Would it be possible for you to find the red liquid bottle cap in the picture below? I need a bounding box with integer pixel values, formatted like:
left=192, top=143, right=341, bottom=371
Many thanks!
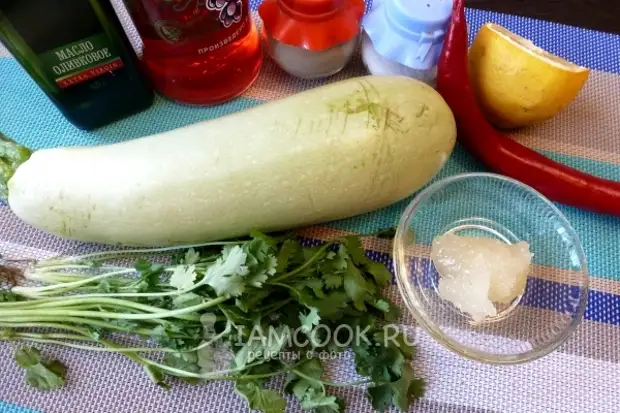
left=258, top=0, right=365, bottom=51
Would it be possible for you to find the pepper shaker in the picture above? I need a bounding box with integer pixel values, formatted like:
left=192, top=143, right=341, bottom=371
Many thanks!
left=361, top=0, right=453, bottom=87
left=258, top=0, right=365, bottom=80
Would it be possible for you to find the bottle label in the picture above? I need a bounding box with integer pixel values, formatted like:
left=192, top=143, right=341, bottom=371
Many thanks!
left=132, top=0, right=251, bottom=56
left=38, top=33, right=124, bottom=89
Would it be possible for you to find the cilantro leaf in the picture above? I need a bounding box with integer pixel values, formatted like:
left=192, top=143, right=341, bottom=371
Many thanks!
left=372, top=299, right=391, bottom=313
left=15, top=346, right=42, bottom=368
left=197, top=346, right=217, bottom=372
left=202, top=246, right=249, bottom=297
left=235, top=289, right=270, bottom=312
left=172, top=292, right=203, bottom=309
left=25, top=361, right=67, bottom=391
left=245, top=267, right=271, bottom=289
left=85, top=326, right=102, bottom=340
left=169, top=265, right=197, bottom=290
left=299, top=307, right=320, bottom=334
left=151, top=325, right=200, bottom=350
left=286, top=359, right=344, bottom=412
left=109, top=319, right=140, bottom=331
left=351, top=331, right=409, bottom=383
left=375, top=297, right=401, bottom=322
left=300, top=388, right=344, bottom=413
left=184, top=248, right=200, bottom=265
left=390, top=364, right=425, bottom=411
left=343, top=236, right=370, bottom=266
left=249, top=228, right=283, bottom=248
left=299, top=290, right=349, bottom=321
left=0, top=291, right=20, bottom=302
left=364, top=261, right=392, bottom=287
left=135, top=260, right=165, bottom=288
left=368, top=384, right=393, bottom=412
left=322, top=273, right=343, bottom=289
left=276, top=239, right=301, bottom=273
left=235, top=380, right=287, bottom=413
left=96, top=279, right=118, bottom=293
left=319, top=247, right=348, bottom=274
left=142, top=364, right=169, bottom=389
left=374, top=227, right=397, bottom=239
left=243, top=238, right=272, bottom=267
left=242, top=237, right=278, bottom=288
left=163, top=351, right=201, bottom=384
left=374, top=330, right=415, bottom=359
left=297, top=278, right=325, bottom=298
left=353, top=331, right=425, bottom=412
left=15, top=347, right=66, bottom=391
left=284, top=359, right=324, bottom=401
left=343, top=264, right=374, bottom=312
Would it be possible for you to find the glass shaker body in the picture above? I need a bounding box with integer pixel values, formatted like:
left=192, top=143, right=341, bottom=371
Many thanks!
left=360, top=0, right=452, bottom=88
left=258, top=0, right=364, bottom=80
left=361, top=32, right=437, bottom=87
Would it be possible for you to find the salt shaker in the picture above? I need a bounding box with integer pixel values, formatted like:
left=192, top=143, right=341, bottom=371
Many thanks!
left=258, top=0, right=365, bottom=80
left=361, top=0, right=453, bottom=87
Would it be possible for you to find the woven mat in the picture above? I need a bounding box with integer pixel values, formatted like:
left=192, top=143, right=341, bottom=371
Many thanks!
left=1, top=1, right=620, bottom=412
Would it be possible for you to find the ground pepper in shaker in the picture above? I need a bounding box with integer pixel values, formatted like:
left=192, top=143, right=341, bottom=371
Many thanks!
left=258, top=0, right=365, bottom=79
left=361, top=0, right=453, bottom=87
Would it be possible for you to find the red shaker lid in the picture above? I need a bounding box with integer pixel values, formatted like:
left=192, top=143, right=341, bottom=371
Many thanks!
left=258, top=0, right=365, bottom=51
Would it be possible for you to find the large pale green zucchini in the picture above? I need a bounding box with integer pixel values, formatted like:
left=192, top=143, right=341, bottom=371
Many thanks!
left=6, top=76, right=456, bottom=246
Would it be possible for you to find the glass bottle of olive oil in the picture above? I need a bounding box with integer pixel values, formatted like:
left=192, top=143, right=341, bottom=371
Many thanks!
left=0, top=0, right=153, bottom=130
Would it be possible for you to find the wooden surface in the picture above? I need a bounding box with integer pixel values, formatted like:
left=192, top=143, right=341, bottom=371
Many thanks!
left=468, top=0, right=620, bottom=34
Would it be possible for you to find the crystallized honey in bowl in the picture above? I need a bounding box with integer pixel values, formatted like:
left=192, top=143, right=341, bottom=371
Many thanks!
left=393, top=173, right=589, bottom=364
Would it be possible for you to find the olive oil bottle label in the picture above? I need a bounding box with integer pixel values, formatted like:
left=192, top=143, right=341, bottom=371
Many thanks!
left=38, top=33, right=124, bottom=89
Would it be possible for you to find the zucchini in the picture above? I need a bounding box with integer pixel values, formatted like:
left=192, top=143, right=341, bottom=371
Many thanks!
left=6, top=76, right=456, bottom=246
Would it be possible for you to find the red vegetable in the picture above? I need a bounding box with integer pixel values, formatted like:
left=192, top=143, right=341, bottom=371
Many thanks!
left=436, top=0, right=620, bottom=217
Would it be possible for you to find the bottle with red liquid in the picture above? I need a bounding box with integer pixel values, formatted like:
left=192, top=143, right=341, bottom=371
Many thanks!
left=123, top=0, right=263, bottom=105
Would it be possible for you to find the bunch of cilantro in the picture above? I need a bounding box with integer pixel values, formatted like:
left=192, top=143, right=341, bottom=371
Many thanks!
left=0, top=230, right=425, bottom=412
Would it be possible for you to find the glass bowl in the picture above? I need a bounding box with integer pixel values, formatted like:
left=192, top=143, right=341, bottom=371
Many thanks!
left=393, top=173, right=589, bottom=364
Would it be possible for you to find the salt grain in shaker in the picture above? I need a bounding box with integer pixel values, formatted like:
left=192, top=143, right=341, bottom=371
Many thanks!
left=258, top=0, right=365, bottom=80
left=361, top=0, right=453, bottom=87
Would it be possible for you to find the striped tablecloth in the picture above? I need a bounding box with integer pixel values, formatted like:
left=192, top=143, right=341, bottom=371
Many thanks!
left=1, top=1, right=619, bottom=412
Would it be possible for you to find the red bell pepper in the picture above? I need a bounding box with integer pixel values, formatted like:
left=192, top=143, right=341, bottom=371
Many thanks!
left=436, top=0, right=620, bottom=217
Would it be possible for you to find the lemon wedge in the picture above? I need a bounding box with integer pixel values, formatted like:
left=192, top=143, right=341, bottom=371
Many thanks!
left=468, top=23, right=590, bottom=129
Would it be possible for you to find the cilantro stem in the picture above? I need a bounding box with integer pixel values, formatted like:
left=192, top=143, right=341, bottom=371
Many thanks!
left=11, top=332, right=96, bottom=341
left=6, top=296, right=199, bottom=318
left=0, top=315, right=172, bottom=327
left=0, top=298, right=201, bottom=322
left=0, top=321, right=151, bottom=337
left=260, top=297, right=293, bottom=316
left=2, top=337, right=112, bottom=351
left=269, top=243, right=333, bottom=283
left=13, top=269, right=136, bottom=296
left=17, top=272, right=138, bottom=288
left=32, top=264, right=114, bottom=273
left=3, top=336, right=189, bottom=354
left=13, top=280, right=196, bottom=301
left=266, top=283, right=301, bottom=298
left=37, top=241, right=244, bottom=267
left=291, top=368, right=325, bottom=393
left=0, top=296, right=227, bottom=320
left=1, top=321, right=228, bottom=354
left=0, top=317, right=159, bottom=335
left=145, top=358, right=305, bottom=381
left=140, top=359, right=265, bottom=380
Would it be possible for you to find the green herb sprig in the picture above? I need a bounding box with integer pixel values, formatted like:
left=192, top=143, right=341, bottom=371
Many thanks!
left=0, top=229, right=425, bottom=412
